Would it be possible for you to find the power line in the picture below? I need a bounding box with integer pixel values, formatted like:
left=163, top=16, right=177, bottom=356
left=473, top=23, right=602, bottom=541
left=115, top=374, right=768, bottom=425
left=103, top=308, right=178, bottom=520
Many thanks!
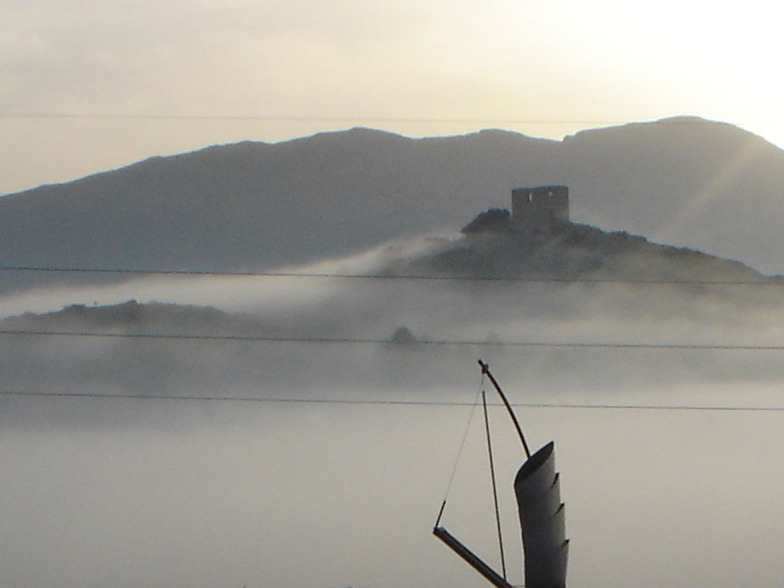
left=0, top=113, right=717, bottom=125
left=2, top=389, right=783, bottom=411
left=0, top=265, right=782, bottom=286
left=0, top=329, right=782, bottom=350
left=0, top=329, right=784, bottom=351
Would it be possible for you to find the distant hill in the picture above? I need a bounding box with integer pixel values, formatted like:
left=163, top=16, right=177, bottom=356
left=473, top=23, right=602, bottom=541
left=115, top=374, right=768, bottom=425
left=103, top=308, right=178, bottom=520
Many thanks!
left=2, top=116, right=784, bottom=295
left=403, top=213, right=772, bottom=283
left=381, top=216, right=784, bottom=320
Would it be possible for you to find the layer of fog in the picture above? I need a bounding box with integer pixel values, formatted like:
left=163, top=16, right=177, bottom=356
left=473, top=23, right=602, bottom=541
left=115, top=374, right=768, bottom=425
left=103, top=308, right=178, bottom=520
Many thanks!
left=2, top=393, right=784, bottom=588
left=2, top=234, right=784, bottom=419
left=2, top=235, right=784, bottom=587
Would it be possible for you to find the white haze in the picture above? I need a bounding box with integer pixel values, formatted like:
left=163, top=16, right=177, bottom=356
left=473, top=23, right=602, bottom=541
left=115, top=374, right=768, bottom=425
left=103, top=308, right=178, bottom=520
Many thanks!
left=2, top=235, right=784, bottom=588
left=0, top=234, right=454, bottom=320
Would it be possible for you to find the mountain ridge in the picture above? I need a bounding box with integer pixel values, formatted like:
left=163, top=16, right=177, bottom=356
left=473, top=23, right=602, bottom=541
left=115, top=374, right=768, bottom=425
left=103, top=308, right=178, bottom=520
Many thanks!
left=2, top=116, right=784, bottom=297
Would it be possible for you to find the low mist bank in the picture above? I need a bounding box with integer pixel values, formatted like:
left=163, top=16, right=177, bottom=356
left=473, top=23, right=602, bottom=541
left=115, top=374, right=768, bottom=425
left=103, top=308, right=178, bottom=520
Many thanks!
left=2, top=392, right=783, bottom=588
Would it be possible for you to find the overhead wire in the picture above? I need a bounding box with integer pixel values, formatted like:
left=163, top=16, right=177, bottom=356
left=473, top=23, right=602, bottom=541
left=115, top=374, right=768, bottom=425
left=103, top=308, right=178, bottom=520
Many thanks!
left=0, top=113, right=734, bottom=125
left=0, top=328, right=782, bottom=351
left=1, top=389, right=784, bottom=411
left=0, top=264, right=782, bottom=286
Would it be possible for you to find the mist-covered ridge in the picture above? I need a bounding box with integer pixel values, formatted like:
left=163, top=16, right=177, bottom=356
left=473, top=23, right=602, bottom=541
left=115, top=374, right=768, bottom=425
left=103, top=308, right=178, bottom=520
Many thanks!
left=6, top=217, right=784, bottom=412
left=5, top=299, right=239, bottom=334
left=403, top=211, right=772, bottom=285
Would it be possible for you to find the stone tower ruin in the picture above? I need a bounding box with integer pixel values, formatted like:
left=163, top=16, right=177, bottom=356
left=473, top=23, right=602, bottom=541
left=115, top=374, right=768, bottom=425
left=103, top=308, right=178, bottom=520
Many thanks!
left=511, top=185, right=569, bottom=233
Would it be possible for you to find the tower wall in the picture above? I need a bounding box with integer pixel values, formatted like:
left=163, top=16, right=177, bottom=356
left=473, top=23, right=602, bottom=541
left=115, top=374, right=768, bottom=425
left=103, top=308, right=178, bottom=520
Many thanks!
left=512, top=185, right=569, bottom=233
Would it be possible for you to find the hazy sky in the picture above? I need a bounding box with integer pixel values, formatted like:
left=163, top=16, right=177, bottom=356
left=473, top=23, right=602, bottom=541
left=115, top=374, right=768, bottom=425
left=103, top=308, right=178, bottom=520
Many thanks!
left=2, top=0, right=784, bottom=195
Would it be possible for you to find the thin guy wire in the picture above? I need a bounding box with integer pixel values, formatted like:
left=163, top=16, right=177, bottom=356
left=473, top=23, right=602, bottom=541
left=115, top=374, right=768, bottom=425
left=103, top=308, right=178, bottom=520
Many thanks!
left=439, top=385, right=483, bottom=519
